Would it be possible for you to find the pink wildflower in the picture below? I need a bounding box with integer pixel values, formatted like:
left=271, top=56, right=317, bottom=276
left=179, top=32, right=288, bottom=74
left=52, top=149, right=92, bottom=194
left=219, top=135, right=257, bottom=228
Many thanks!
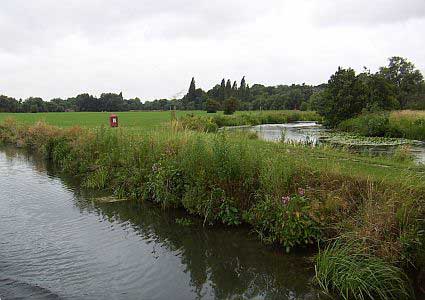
left=281, top=196, right=290, bottom=205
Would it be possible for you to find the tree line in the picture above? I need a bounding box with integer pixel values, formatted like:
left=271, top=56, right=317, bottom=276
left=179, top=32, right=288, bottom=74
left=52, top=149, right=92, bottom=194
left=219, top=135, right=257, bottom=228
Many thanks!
left=0, top=92, right=147, bottom=113
left=180, top=76, right=322, bottom=114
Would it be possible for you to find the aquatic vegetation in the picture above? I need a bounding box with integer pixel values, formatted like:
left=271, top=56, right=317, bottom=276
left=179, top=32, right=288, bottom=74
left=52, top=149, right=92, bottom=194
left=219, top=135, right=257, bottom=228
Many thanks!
left=315, top=239, right=413, bottom=300
left=175, top=217, right=193, bottom=226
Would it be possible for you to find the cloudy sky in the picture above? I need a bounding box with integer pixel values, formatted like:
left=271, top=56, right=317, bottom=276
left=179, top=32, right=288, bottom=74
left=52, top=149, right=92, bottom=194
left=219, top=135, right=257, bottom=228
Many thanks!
left=1, top=0, right=425, bottom=101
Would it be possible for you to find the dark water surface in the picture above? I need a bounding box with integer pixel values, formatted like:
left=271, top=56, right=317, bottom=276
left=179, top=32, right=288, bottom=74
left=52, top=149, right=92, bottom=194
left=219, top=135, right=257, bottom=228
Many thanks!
left=0, top=147, right=323, bottom=300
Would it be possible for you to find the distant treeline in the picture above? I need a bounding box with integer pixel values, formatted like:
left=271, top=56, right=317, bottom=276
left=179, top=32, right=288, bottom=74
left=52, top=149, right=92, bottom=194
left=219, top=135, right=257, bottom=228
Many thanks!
left=0, top=82, right=323, bottom=113
left=1, top=56, right=424, bottom=116
left=0, top=92, right=144, bottom=113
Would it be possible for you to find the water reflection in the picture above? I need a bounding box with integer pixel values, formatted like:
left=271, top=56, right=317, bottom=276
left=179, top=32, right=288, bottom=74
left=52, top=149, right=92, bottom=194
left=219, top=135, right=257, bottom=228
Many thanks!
left=228, top=122, right=425, bottom=165
left=0, top=146, right=325, bottom=300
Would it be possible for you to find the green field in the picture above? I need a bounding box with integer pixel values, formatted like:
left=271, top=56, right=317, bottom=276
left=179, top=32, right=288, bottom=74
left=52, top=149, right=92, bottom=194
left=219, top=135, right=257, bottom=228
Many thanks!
left=0, top=111, right=207, bottom=130
left=0, top=110, right=322, bottom=130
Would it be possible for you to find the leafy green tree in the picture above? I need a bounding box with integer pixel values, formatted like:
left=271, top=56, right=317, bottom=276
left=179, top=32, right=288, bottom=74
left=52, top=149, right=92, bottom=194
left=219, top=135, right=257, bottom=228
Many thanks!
left=223, top=97, right=239, bottom=115
left=206, top=99, right=220, bottom=113
left=225, top=79, right=232, bottom=99
left=0, top=95, right=19, bottom=112
left=220, top=79, right=226, bottom=102
left=187, top=77, right=196, bottom=102
left=239, top=76, right=247, bottom=100
left=379, top=56, right=424, bottom=108
left=317, top=67, right=367, bottom=126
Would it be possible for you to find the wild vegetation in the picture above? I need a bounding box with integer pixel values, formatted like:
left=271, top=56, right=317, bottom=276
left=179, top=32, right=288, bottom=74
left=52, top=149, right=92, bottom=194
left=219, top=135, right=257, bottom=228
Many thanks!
left=338, top=110, right=425, bottom=141
left=315, top=57, right=425, bottom=127
left=178, top=110, right=322, bottom=132
left=1, top=117, right=424, bottom=299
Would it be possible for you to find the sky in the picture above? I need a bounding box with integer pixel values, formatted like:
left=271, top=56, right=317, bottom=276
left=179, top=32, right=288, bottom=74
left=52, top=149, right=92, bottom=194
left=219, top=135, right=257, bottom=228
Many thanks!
left=1, top=0, right=425, bottom=101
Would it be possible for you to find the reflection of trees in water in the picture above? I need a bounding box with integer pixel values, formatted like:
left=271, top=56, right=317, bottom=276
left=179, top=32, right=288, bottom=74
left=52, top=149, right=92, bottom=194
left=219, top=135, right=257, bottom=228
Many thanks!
left=2, top=146, right=322, bottom=300
left=72, top=200, right=321, bottom=299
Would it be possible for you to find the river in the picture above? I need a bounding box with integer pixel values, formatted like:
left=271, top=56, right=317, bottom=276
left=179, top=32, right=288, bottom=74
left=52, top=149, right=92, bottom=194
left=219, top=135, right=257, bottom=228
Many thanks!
left=0, top=146, right=325, bottom=300
left=227, top=122, right=425, bottom=164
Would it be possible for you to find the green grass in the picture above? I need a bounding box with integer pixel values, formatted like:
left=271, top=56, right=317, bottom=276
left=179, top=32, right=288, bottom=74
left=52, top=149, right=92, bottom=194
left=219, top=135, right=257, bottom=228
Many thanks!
left=315, top=239, right=413, bottom=300
left=0, top=110, right=321, bottom=131
left=0, top=111, right=206, bottom=130
left=338, top=110, right=425, bottom=141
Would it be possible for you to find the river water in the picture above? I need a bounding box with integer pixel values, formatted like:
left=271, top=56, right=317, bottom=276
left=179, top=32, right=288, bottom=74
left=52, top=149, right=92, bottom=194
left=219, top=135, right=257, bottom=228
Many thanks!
left=0, top=147, right=324, bottom=300
left=228, top=122, right=425, bottom=164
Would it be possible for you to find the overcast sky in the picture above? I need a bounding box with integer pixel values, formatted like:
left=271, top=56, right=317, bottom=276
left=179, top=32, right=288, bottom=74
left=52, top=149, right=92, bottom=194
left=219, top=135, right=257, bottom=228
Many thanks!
left=1, top=0, right=425, bottom=101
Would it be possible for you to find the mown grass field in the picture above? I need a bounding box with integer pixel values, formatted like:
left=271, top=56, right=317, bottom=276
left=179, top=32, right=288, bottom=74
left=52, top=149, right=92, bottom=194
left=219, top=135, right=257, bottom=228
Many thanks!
left=0, top=111, right=206, bottom=130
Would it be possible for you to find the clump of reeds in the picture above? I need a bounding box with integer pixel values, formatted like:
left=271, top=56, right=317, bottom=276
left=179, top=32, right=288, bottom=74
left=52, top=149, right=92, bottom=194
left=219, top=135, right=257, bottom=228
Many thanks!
left=315, top=238, right=413, bottom=300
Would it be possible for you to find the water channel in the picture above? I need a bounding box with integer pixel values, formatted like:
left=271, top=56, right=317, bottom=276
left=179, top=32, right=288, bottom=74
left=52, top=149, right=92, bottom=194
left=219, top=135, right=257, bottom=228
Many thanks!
left=226, top=122, right=425, bottom=164
left=0, top=146, right=325, bottom=300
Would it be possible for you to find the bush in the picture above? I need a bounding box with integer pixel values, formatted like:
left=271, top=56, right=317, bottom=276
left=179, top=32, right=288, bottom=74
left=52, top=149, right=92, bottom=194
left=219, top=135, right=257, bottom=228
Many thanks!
left=223, top=97, right=239, bottom=115
left=244, top=189, right=322, bottom=252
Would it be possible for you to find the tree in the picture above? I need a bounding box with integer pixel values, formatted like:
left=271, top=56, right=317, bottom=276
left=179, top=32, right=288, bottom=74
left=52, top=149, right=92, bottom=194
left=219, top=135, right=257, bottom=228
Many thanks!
left=317, top=67, right=367, bottom=126
left=206, top=99, right=220, bottom=113
left=225, top=79, right=232, bottom=99
left=223, top=97, right=239, bottom=115
left=379, top=56, right=424, bottom=108
left=187, top=77, right=196, bottom=102
left=0, top=95, right=19, bottom=112
left=220, top=79, right=226, bottom=101
left=239, top=76, right=247, bottom=100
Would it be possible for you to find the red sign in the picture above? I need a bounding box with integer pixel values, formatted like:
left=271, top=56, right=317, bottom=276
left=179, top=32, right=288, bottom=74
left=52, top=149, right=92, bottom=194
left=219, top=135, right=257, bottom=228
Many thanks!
left=109, top=114, right=118, bottom=127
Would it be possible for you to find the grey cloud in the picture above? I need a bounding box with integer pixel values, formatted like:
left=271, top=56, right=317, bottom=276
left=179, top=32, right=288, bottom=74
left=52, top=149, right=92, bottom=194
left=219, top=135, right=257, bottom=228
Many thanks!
left=314, top=0, right=425, bottom=26
left=0, top=0, right=272, bottom=52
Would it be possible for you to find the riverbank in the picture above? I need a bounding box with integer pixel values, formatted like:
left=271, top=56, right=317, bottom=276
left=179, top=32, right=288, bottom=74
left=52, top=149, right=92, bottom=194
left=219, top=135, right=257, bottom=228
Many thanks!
left=338, top=110, right=425, bottom=141
left=178, top=110, right=322, bottom=132
left=1, top=119, right=424, bottom=299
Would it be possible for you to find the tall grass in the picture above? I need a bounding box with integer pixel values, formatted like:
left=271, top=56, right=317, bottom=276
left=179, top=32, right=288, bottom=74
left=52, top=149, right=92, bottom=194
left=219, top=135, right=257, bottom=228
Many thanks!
left=338, top=110, right=425, bottom=141
left=179, top=110, right=322, bottom=132
left=315, top=239, right=413, bottom=300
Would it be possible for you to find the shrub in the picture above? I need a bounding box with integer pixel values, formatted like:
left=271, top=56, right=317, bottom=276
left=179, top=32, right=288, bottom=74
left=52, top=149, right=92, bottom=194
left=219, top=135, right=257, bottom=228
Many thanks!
left=244, top=189, right=322, bottom=252
left=178, top=114, right=218, bottom=132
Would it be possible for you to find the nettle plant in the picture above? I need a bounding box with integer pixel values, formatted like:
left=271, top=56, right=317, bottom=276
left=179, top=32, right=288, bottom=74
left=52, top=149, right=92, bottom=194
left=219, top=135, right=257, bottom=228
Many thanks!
left=245, top=188, right=322, bottom=252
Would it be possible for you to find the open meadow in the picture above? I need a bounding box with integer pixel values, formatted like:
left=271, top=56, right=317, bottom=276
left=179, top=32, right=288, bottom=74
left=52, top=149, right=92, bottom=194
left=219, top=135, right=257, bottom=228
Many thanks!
left=0, top=111, right=205, bottom=130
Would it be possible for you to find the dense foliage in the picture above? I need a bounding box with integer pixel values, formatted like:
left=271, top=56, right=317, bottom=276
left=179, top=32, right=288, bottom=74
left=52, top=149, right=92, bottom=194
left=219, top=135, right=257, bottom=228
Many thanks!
left=316, top=57, right=425, bottom=126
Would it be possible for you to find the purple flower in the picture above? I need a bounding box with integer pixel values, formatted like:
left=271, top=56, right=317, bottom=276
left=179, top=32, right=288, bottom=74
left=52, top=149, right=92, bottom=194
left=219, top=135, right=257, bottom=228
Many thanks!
left=281, top=196, right=290, bottom=205
left=298, top=188, right=305, bottom=196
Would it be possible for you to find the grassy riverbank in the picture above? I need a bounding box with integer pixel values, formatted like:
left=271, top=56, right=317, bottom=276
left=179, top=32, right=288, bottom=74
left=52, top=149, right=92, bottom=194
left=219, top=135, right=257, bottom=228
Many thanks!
left=339, top=110, right=425, bottom=141
left=1, top=118, right=424, bottom=299
left=179, top=110, right=322, bottom=132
